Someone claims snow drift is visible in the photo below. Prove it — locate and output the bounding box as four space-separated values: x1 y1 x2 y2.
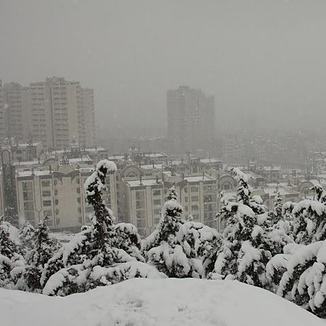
0 278 323 326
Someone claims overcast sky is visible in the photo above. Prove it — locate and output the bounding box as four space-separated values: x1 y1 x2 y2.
1 0 326 135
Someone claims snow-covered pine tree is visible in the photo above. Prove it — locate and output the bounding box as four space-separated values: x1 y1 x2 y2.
211 168 291 288
230 167 266 214
290 185 326 244
113 223 144 261
19 221 35 252
268 191 283 226
276 241 326 317
0 218 24 288
265 243 300 293
142 186 183 252
19 218 61 292
166 185 178 200
144 186 221 278
41 160 163 296
85 159 118 248
0 218 19 259
176 221 221 276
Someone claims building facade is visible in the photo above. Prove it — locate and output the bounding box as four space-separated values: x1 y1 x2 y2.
15 164 117 232
0 81 5 140
167 86 215 153
121 172 218 236
0 77 96 150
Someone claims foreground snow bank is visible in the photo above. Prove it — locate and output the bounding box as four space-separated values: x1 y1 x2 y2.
0 279 323 326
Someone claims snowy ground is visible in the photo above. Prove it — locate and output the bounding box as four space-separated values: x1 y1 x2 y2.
0 279 324 326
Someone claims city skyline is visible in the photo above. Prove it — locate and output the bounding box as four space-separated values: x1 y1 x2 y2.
2 1 326 135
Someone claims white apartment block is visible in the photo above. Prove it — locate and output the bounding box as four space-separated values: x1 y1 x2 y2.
15 164 117 231
123 173 218 236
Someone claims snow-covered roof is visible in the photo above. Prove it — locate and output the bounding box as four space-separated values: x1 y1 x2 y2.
17 170 51 178
184 175 215 183
108 155 124 160
85 147 106 152
127 179 160 187
199 158 222 164
262 166 281 171
13 160 40 167
68 156 92 164
141 164 163 170
144 153 167 158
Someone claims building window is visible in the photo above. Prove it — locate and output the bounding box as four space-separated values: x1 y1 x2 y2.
42 180 51 187
137 219 145 227
191 186 198 192
43 209 52 217
191 196 199 202
25 211 35 221
42 190 51 197
191 205 199 211
204 195 214 202
136 210 144 219
223 184 231 190
24 201 34 210
153 189 161 196
135 190 145 200
153 199 161 206
42 200 52 207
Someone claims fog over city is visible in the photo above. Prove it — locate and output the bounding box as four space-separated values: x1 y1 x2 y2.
3 2 326 326
1 0 326 136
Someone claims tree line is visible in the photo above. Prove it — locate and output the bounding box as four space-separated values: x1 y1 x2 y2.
1 160 326 318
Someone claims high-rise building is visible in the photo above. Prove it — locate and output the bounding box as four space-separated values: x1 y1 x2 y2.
79 88 96 148
0 77 96 150
167 86 215 153
29 77 81 149
2 82 26 142
0 81 5 140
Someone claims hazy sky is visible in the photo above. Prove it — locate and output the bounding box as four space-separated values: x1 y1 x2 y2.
1 0 326 135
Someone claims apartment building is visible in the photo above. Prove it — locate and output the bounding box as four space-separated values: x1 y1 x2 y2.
122 173 218 236
0 81 5 140
29 77 80 149
0 77 96 150
167 86 215 153
15 164 117 231
79 88 96 148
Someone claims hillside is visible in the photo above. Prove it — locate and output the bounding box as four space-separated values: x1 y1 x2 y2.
0 278 323 326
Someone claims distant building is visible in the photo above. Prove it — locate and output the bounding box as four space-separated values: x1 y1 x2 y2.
0 77 96 150
119 170 218 236
167 86 215 153
15 164 117 232
1 82 32 142
79 88 96 148
0 81 5 140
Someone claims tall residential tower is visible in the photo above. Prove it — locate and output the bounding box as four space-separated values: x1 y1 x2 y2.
0 77 96 149
167 86 215 153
